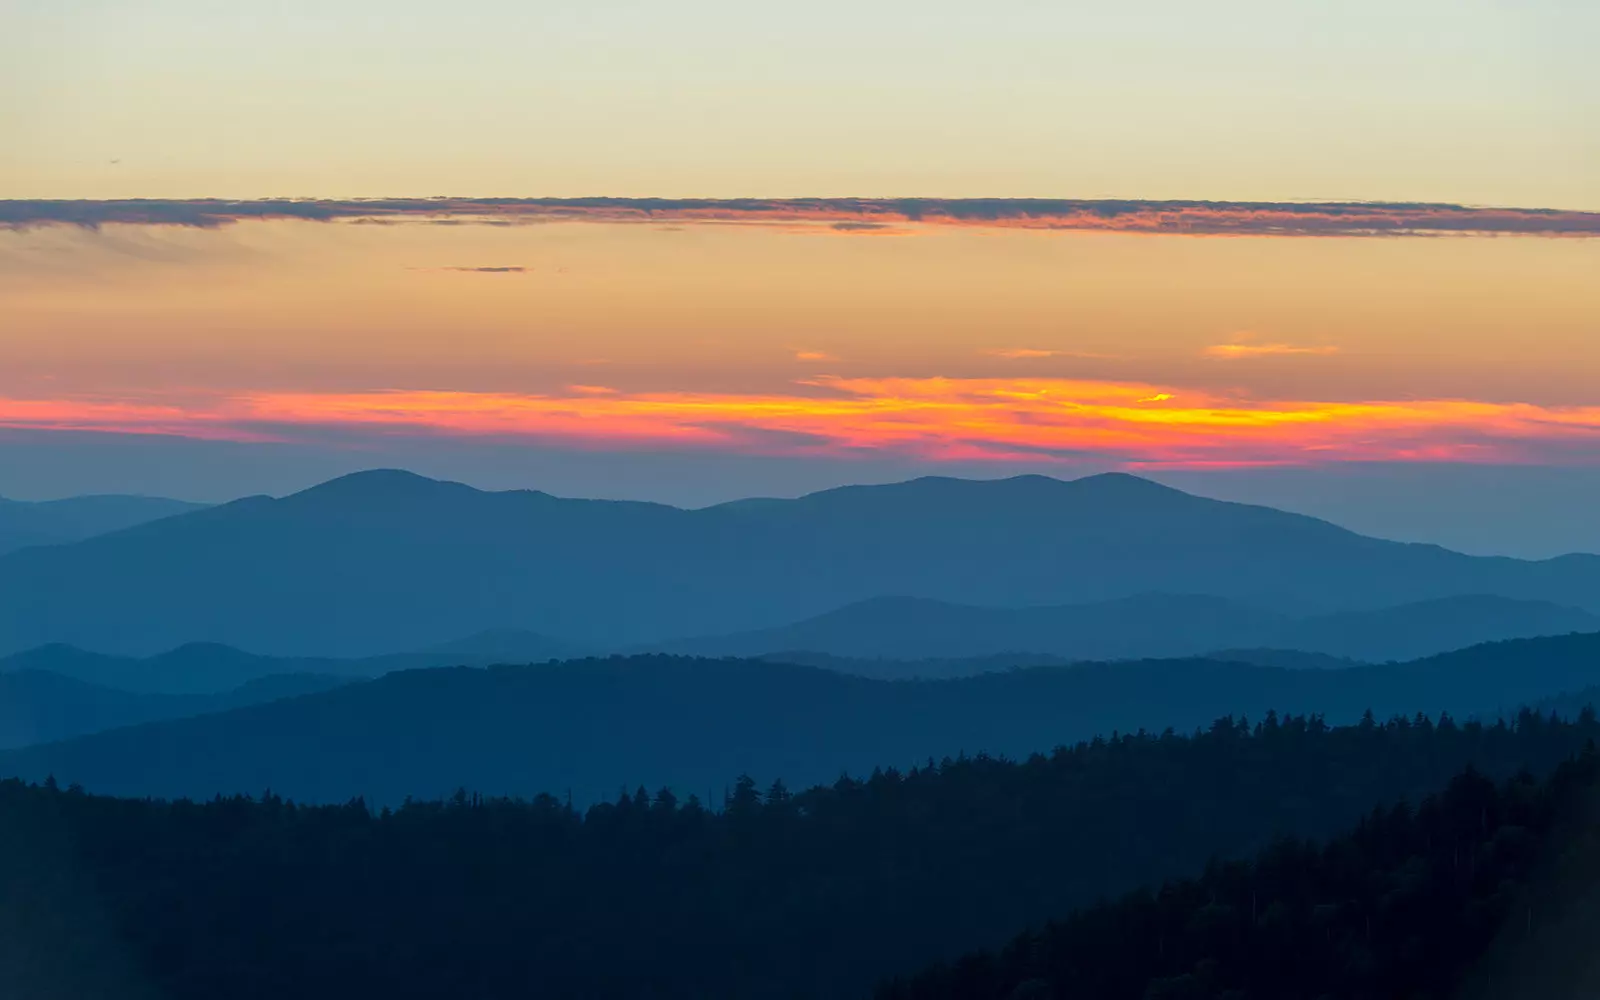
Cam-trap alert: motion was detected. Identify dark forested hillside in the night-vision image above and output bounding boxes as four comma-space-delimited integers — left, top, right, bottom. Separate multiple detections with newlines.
1, 711, 1597, 1000
3, 470, 1600, 656
7, 636, 1600, 806
877, 750, 1600, 1000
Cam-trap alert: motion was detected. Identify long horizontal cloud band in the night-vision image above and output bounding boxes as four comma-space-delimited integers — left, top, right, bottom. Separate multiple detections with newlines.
4, 379, 1599, 466
4, 198, 1600, 237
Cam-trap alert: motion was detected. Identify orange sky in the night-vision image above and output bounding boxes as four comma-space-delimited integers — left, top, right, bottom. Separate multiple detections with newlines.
1, 214, 1597, 469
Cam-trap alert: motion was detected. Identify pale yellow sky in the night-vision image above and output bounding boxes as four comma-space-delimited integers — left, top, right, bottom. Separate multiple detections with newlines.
3, 1, 1597, 207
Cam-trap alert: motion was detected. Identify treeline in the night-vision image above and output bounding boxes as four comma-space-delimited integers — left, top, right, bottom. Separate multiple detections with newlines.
879, 751, 1600, 1000
2, 709, 1597, 999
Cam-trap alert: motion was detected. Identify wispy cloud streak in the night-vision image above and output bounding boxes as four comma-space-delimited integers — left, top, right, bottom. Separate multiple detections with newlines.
3, 379, 1598, 467
1205, 343, 1340, 359
4, 198, 1599, 237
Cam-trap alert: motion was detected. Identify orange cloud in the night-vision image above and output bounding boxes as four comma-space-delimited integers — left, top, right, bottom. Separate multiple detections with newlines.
1205, 343, 1341, 359
3, 379, 1599, 468
794, 350, 838, 362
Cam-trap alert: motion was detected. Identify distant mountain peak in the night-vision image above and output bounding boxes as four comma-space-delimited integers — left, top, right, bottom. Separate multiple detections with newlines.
1072, 471, 1169, 488
287, 469, 481, 505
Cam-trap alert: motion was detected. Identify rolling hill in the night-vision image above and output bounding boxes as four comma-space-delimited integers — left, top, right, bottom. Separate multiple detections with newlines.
0, 493, 203, 557
0, 469, 1597, 657
0, 633, 579, 695
7, 632, 1600, 806
0, 670, 352, 749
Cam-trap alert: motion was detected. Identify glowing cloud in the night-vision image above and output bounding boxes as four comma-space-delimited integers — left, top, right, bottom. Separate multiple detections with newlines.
794, 351, 838, 362
3, 378, 1598, 468
988, 348, 1060, 360
1205, 343, 1341, 359
986, 349, 1115, 361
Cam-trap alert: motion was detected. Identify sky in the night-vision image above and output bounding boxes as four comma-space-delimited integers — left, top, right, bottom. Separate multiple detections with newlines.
2, 1, 1598, 555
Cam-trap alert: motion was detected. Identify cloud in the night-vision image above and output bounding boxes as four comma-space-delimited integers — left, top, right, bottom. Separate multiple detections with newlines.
794, 350, 838, 362
4, 379, 1598, 469
988, 348, 1060, 360
986, 348, 1114, 361
406, 265, 530, 273
1205, 343, 1341, 359
5, 198, 1599, 237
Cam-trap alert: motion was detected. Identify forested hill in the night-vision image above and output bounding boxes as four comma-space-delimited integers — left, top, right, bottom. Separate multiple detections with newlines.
2, 711, 1596, 1000
878, 750, 1600, 1000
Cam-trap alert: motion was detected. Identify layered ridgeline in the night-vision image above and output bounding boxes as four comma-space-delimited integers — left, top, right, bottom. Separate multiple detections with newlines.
0, 630, 581, 695
0, 671, 353, 750
652, 593, 1600, 664
0, 493, 203, 557
7, 589, 1594, 699
1, 470, 1598, 657
7, 633, 1600, 805
2, 713, 1596, 1000
0, 633, 572, 749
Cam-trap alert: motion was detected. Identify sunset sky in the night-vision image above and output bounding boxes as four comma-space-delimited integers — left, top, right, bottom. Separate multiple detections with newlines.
2, 1, 1598, 554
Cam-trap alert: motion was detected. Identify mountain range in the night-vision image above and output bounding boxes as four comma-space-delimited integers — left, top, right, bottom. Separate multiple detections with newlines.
1, 469, 1598, 658
7, 632, 1600, 806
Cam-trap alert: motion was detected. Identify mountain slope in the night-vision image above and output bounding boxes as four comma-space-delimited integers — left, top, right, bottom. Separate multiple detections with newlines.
7, 632, 1600, 806
0, 493, 203, 556
655, 593, 1599, 663
0, 637, 577, 695
1273, 594, 1600, 662
880, 758, 1600, 1000
0, 670, 353, 749
1, 469, 1598, 656
648, 593, 1287, 660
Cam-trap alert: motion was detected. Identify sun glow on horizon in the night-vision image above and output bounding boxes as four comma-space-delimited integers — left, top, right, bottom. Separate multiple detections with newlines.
3, 378, 1598, 469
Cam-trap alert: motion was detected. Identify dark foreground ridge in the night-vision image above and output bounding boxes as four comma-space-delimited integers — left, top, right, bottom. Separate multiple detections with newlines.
2, 710, 1596, 999
879, 749, 1600, 1000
